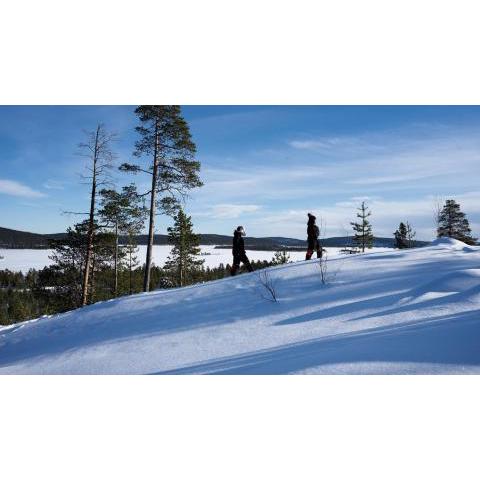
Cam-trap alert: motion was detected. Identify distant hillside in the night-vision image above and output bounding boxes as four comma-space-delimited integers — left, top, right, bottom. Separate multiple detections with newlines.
0, 227, 53, 249
0, 227, 305, 249
128, 233, 305, 248
0, 226, 430, 250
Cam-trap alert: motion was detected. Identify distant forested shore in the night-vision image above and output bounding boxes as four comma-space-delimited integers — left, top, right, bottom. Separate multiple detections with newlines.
0, 227, 430, 250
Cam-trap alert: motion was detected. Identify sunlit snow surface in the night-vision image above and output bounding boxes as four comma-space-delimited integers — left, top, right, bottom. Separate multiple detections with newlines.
1, 238, 479, 374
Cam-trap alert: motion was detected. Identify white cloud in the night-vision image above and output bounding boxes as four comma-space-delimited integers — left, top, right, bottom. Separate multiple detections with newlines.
43, 179, 65, 190
288, 131, 405, 156
289, 137, 370, 151
194, 124, 480, 209
194, 165, 327, 204
345, 173, 439, 185
211, 204, 261, 219
0, 179, 46, 198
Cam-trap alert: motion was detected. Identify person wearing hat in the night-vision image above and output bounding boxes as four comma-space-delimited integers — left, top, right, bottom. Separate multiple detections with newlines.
230, 226, 254, 276
306, 213, 323, 260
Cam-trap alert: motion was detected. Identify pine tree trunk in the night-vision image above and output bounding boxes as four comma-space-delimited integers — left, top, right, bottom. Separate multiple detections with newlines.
363, 223, 366, 253
114, 221, 118, 296
143, 120, 159, 292
129, 251, 133, 295
361, 206, 366, 253
81, 125, 100, 306
90, 254, 96, 303
179, 239, 184, 287
180, 257, 184, 287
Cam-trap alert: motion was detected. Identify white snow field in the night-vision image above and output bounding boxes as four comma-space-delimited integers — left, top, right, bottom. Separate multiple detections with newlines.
0, 245, 390, 272
1, 238, 479, 374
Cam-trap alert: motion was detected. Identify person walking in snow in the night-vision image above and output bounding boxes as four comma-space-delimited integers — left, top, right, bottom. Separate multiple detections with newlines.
230, 226, 254, 276
306, 213, 323, 260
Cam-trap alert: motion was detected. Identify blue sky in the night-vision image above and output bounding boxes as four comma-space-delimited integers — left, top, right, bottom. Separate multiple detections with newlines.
1, 105, 479, 241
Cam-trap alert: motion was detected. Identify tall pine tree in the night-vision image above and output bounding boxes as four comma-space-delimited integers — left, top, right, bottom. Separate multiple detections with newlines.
437, 199, 477, 245
351, 201, 374, 252
120, 106, 202, 292
164, 209, 204, 287
98, 184, 146, 296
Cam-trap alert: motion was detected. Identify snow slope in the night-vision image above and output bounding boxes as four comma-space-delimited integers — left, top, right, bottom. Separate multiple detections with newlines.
1, 238, 479, 374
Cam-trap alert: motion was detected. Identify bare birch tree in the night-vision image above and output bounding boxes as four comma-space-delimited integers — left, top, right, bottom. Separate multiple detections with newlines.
78, 124, 117, 305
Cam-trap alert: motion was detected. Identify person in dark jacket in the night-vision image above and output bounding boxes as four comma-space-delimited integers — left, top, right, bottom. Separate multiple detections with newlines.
306, 213, 323, 260
230, 226, 254, 276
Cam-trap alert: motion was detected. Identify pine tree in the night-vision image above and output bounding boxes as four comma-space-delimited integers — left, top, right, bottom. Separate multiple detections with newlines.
394, 222, 408, 249
48, 222, 88, 308
351, 201, 374, 252
437, 199, 477, 245
164, 209, 204, 287
98, 184, 146, 296
271, 249, 291, 265
120, 106, 202, 292
124, 230, 140, 295
49, 220, 114, 308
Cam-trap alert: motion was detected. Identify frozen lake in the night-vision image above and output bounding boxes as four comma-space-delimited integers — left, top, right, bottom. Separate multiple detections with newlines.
0, 245, 392, 273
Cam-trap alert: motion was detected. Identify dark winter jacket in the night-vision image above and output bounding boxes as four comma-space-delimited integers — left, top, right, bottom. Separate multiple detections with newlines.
307, 219, 320, 240
232, 230, 246, 256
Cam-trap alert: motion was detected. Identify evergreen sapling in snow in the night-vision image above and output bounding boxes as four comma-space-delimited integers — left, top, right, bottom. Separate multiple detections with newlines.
351, 201, 374, 252
394, 222, 408, 249
271, 249, 291, 265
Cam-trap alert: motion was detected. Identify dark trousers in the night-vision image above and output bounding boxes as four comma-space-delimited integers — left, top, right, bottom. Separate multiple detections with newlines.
231, 252, 254, 275
306, 239, 323, 260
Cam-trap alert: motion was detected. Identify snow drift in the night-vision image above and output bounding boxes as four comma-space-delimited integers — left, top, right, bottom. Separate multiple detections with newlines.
1, 239, 480, 374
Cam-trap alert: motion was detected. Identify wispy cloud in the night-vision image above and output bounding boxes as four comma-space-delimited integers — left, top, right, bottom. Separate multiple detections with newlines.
344, 173, 439, 185
194, 165, 327, 203
212, 204, 260, 219
0, 179, 46, 198
43, 179, 66, 190
195, 124, 480, 206
289, 136, 376, 152
195, 203, 261, 219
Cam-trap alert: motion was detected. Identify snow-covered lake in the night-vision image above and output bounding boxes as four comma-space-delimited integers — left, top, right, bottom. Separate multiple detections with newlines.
0, 245, 392, 272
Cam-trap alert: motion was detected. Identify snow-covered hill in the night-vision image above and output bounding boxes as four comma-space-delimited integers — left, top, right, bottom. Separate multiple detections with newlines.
1, 237, 479, 374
